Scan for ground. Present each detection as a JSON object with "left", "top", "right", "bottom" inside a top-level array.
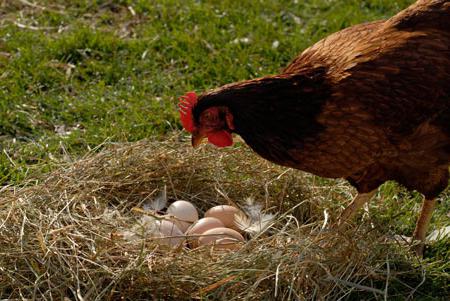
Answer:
[{"left": 0, "top": 0, "right": 448, "bottom": 300}]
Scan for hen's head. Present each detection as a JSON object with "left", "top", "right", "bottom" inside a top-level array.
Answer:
[{"left": 178, "top": 91, "right": 235, "bottom": 148}]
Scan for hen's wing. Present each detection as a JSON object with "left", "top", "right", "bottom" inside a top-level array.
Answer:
[
  {"left": 284, "top": 0, "right": 450, "bottom": 194},
  {"left": 339, "top": 0, "right": 450, "bottom": 137},
  {"left": 284, "top": 20, "right": 385, "bottom": 75},
  {"left": 287, "top": 0, "right": 449, "bottom": 136}
]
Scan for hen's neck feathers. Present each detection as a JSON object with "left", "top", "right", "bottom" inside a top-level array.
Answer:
[
  {"left": 193, "top": 67, "right": 331, "bottom": 165},
  {"left": 193, "top": 67, "right": 329, "bottom": 116}
]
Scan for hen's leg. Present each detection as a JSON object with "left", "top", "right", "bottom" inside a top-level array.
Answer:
[
  {"left": 337, "top": 189, "right": 377, "bottom": 228},
  {"left": 412, "top": 198, "right": 437, "bottom": 256}
]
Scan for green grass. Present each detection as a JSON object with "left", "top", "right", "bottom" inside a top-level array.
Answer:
[{"left": 0, "top": 0, "right": 448, "bottom": 299}]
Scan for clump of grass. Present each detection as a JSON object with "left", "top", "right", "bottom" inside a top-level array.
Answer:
[{"left": 1, "top": 134, "right": 447, "bottom": 300}]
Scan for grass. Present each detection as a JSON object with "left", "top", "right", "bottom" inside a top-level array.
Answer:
[{"left": 0, "top": 0, "right": 448, "bottom": 299}]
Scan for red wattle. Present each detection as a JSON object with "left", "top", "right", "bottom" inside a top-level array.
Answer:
[{"left": 207, "top": 130, "right": 233, "bottom": 147}]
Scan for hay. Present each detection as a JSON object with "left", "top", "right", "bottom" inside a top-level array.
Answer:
[{"left": 0, "top": 133, "right": 413, "bottom": 300}]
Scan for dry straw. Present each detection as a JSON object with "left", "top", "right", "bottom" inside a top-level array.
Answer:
[{"left": 0, "top": 133, "right": 416, "bottom": 300}]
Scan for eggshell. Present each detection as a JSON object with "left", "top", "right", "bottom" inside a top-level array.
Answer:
[
  {"left": 198, "top": 227, "right": 245, "bottom": 250},
  {"left": 186, "top": 217, "right": 225, "bottom": 247},
  {"left": 167, "top": 200, "right": 199, "bottom": 232},
  {"left": 204, "top": 205, "right": 241, "bottom": 229},
  {"left": 156, "top": 220, "right": 185, "bottom": 247}
]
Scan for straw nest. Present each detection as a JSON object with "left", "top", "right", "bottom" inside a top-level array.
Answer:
[{"left": 0, "top": 133, "right": 420, "bottom": 300}]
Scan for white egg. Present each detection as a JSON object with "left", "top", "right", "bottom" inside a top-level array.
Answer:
[
  {"left": 204, "top": 205, "right": 242, "bottom": 230},
  {"left": 186, "top": 217, "right": 225, "bottom": 247},
  {"left": 198, "top": 227, "right": 245, "bottom": 250},
  {"left": 156, "top": 220, "right": 185, "bottom": 247},
  {"left": 167, "top": 200, "right": 199, "bottom": 222},
  {"left": 167, "top": 200, "right": 199, "bottom": 232}
]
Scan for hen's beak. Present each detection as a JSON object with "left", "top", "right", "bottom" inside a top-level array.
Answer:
[{"left": 191, "top": 131, "right": 206, "bottom": 148}]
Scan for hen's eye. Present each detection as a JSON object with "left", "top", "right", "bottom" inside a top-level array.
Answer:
[
  {"left": 202, "top": 111, "right": 217, "bottom": 123},
  {"left": 204, "top": 112, "right": 212, "bottom": 120}
]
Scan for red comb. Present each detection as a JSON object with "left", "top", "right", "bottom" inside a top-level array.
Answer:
[{"left": 178, "top": 91, "right": 197, "bottom": 133}]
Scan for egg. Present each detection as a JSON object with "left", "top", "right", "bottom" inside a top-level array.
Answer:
[
  {"left": 214, "top": 237, "right": 243, "bottom": 250},
  {"left": 156, "top": 220, "right": 185, "bottom": 248},
  {"left": 187, "top": 217, "right": 225, "bottom": 235},
  {"left": 167, "top": 200, "right": 199, "bottom": 232},
  {"left": 204, "top": 205, "right": 242, "bottom": 230},
  {"left": 186, "top": 217, "right": 225, "bottom": 247},
  {"left": 198, "top": 227, "right": 245, "bottom": 250}
]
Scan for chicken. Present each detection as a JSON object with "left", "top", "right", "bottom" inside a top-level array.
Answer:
[{"left": 178, "top": 0, "right": 450, "bottom": 255}]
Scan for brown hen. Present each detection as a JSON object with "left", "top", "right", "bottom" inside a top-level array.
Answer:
[{"left": 179, "top": 0, "right": 450, "bottom": 255}]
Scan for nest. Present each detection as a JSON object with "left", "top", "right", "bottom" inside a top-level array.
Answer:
[{"left": 0, "top": 133, "right": 416, "bottom": 300}]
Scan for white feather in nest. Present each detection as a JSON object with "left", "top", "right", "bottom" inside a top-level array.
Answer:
[
  {"left": 235, "top": 197, "right": 276, "bottom": 236},
  {"left": 121, "top": 215, "right": 160, "bottom": 241},
  {"left": 123, "top": 215, "right": 185, "bottom": 247},
  {"left": 143, "top": 185, "right": 167, "bottom": 212},
  {"left": 121, "top": 187, "right": 185, "bottom": 247}
]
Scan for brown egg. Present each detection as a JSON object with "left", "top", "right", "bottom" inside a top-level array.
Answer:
[
  {"left": 198, "top": 227, "right": 245, "bottom": 250},
  {"left": 204, "top": 205, "right": 241, "bottom": 230},
  {"left": 186, "top": 217, "right": 225, "bottom": 247}
]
